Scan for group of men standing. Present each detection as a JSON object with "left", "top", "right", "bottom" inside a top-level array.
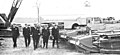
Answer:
[{"left": 11, "top": 24, "right": 60, "bottom": 50}]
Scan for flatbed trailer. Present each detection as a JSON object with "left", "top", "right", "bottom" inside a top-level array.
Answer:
[{"left": 60, "top": 29, "right": 120, "bottom": 54}]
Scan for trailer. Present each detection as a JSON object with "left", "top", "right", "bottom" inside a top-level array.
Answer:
[{"left": 60, "top": 29, "right": 120, "bottom": 54}]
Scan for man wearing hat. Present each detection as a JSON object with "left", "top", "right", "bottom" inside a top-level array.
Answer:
[
  {"left": 52, "top": 25, "right": 60, "bottom": 48},
  {"left": 31, "top": 24, "right": 40, "bottom": 50},
  {"left": 42, "top": 25, "right": 50, "bottom": 48},
  {"left": 23, "top": 24, "right": 31, "bottom": 47},
  {"left": 11, "top": 24, "right": 20, "bottom": 48}
]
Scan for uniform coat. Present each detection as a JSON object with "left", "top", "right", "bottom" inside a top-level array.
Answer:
[
  {"left": 12, "top": 27, "right": 19, "bottom": 37},
  {"left": 52, "top": 27, "right": 60, "bottom": 39},
  {"left": 23, "top": 27, "right": 31, "bottom": 36}
]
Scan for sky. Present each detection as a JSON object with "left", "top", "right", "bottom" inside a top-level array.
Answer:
[{"left": 0, "top": 0, "right": 120, "bottom": 23}]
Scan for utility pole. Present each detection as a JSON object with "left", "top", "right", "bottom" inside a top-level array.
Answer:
[
  {"left": 37, "top": 5, "right": 40, "bottom": 23},
  {"left": 36, "top": 0, "right": 40, "bottom": 23}
]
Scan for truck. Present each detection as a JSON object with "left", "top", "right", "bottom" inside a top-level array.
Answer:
[
  {"left": 41, "top": 17, "right": 87, "bottom": 29},
  {"left": 41, "top": 17, "right": 106, "bottom": 30},
  {"left": 0, "top": 0, "right": 23, "bottom": 37}
]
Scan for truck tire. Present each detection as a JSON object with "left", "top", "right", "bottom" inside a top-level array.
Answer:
[{"left": 72, "top": 23, "right": 79, "bottom": 29}]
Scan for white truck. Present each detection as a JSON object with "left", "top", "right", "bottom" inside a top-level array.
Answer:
[{"left": 41, "top": 17, "right": 87, "bottom": 29}]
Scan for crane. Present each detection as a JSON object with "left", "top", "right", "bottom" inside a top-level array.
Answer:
[{"left": 0, "top": 0, "right": 23, "bottom": 37}]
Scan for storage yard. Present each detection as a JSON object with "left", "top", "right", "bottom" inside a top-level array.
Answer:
[{"left": 1, "top": 0, "right": 120, "bottom": 55}]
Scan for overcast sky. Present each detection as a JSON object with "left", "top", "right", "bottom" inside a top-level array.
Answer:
[{"left": 0, "top": 0, "right": 120, "bottom": 23}]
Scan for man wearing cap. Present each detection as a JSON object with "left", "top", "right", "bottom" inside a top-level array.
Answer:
[
  {"left": 31, "top": 24, "right": 40, "bottom": 50},
  {"left": 52, "top": 25, "right": 60, "bottom": 48},
  {"left": 11, "top": 24, "right": 20, "bottom": 48},
  {"left": 23, "top": 24, "right": 31, "bottom": 47},
  {"left": 42, "top": 25, "right": 50, "bottom": 48}
]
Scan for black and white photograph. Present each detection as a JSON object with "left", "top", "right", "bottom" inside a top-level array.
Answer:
[{"left": 0, "top": 0, "right": 120, "bottom": 55}]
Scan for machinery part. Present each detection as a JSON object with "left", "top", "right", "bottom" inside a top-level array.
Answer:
[{"left": 8, "top": 0, "right": 23, "bottom": 22}]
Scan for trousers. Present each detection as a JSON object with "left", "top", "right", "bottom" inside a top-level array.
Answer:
[
  {"left": 12, "top": 37, "right": 17, "bottom": 48},
  {"left": 52, "top": 38, "right": 59, "bottom": 48},
  {"left": 24, "top": 35, "right": 31, "bottom": 47},
  {"left": 32, "top": 36, "right": 40, "bottom": 50}
]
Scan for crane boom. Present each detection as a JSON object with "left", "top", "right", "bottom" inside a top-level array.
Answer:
[{"left": 8, "top": 0, "right": 23, "bottom": 22}]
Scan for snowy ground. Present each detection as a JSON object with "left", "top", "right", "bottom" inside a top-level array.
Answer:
[{"left": 0, "top": 37, "right": 119, "bottom": 55}]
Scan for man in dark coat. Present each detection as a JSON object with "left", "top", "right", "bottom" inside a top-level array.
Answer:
[
  {"left": 52, "top": 25, "right": 60, "bottom": 48},
  {"left": 23, "top": 24, "right": 31, "bottom": 47},
  {"left": 31, "top": 24, "right": 40, "bottom": 50},
  {"left": 42, "top": 25, "right": 50, "bottom": 48},
  {"left": 11, "top": 24, "right": 20, "bottom": 48}
]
